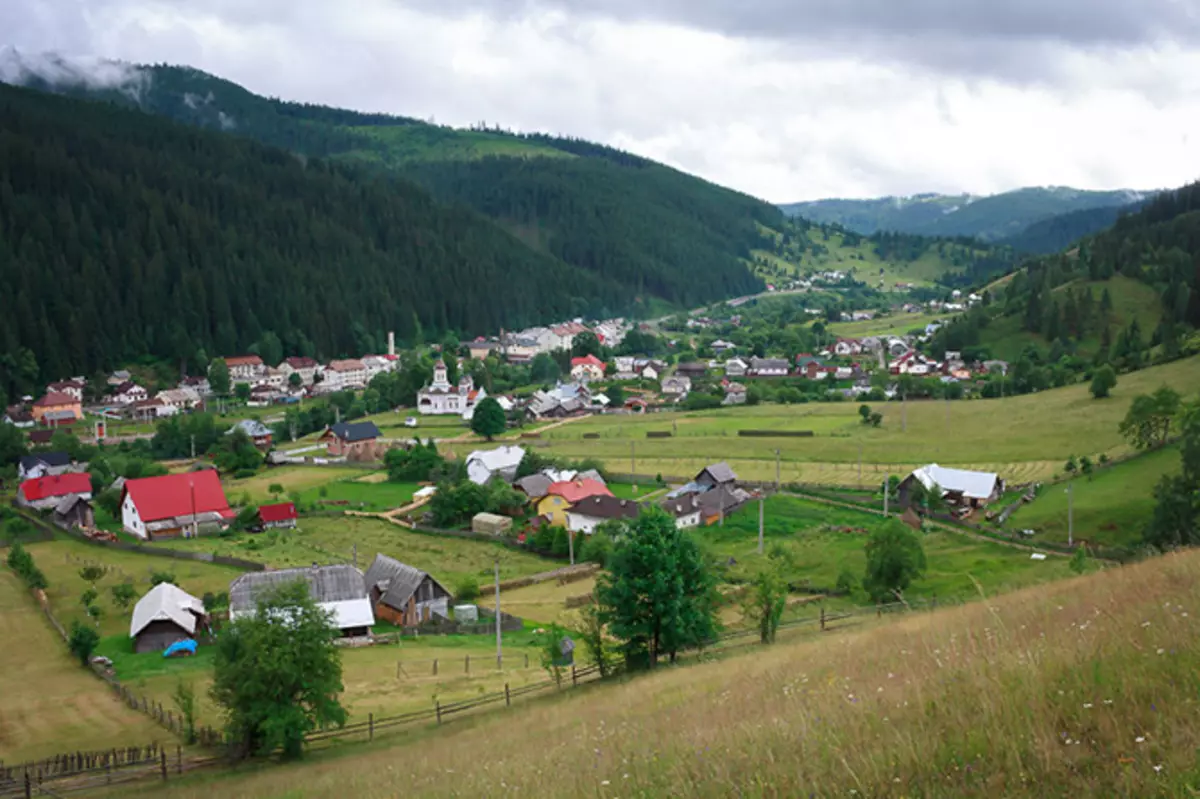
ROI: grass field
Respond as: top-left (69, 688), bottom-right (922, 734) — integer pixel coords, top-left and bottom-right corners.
top-left (827, 311), bottom-right (957, 339)
top-left (1008, 447), bottom-right (1181, 548)
top-left (26, 538), bottom-right (246, 638)
top-left (532, 355), bottom-right (1200, 486)
top-left (708, 495), bottom-right (1078, 601)
top-left (159, 517), bottom-right (558, 587)
top-left (294, 478), bottom-right (420, 512)
top-left (223, 466), bottom-right (365, 504)
top-left (111, 548), bottom-right (1200, 798)
top-left (0, 569), bottom-right (173, 762)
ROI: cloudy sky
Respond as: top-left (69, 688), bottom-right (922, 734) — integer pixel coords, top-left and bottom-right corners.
top-left (4, 0), bottom-right (1200, 202)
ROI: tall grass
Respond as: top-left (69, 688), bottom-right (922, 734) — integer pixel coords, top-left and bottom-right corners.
top-left (122, 549), bottom-right (1200, 798)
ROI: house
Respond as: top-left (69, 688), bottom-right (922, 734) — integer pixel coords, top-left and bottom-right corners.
top-left (550, 322), bottom-right (591, 351)
top-left (676, 362), bottom-right (708, 380)
top-left (320, 421), bottom-right (383, 459)
top-left (230, 419), bottom-right (274, 450)
top-left (120, 470), bottom-right (234, 540)
top-left (53, 495), bottom-right (94, 529)
top-left (834, 338), bottom-right (863, 356)
top-left (724, 358), bottom-right (748, 377)
top-left (472, 512), bottom-right (513, 535)
top-left (258, 502), bottom-right (298, 529)
top-left (128, 397), bottom-right (174, 421)
top-left (224, 355), bottom-right (266, 384)
top-left (107, 369), bottom-right (131, 386)
top-left (887, 338), bottom-right (911, 357)
top-left (156, 387), bottom-right (202, 412)
top-left (364, 554), bottom-right (451, 627)
top-left (537, 479), bottom-right (613, 527)
top-left (983, 360), bottom-right (1010, 376)
top-left (697, 485), bottom-right (751, 524)
top-left (32, 392), bottom-right (82, 423)
top-left (723, 382), bottom-right (747, 406)
top-left (180, 375), bottom-right (212, 397)
top-left (834, 366), bottom-right (853, 380)
top-left (417, 360), bottom-right (487, 416)
top-left (898, 464), bottom-right (1004, 510)
top-left (108, 381), bottom-right (148, 406)
top-left (465, 445), bottom-right (526, 486)
top-left (130, 583), bottom-right (208, 654)
top-left (4, 406), bottom-right (34, 428)
top-left (229, 565), bottom-right (375, 637)
top-left (748, 358), bottom-right (790, 377)
top-left (660, 376), bottom-right (692, 399)
top-left (361, 355), bottom-right (398, 379)
top-left (279, 356), bottom-right (320, 386)
top-left (795, 355), bottom-right (827, 380)
top-left (465, 341), bottom-right (499, 361)
top-left (696, 462), bottom-right (738, 491)
top-left (659, 494), bottom-right (702, 529)
top-left (639, 362), bottom-right (662, 381)
top-left (515, 473), bottom-right (555, 501)
top-left (46, 380), bottom-right (85, 402)
top-left (18, 451), bottom-right (72, 480)
top-left (850, 310), bottom-right (876, 322)
top-left (565, 495), bottom-right (640, 534)
top-left (525, 383), bottom-right (591, 420)
top-left (711, 340), bottom-right (737, 355)
top-left (569, 354), bottom-right (606, 383)
top-left (324, 359), bottom-right (369, 391)
top-left (16, 472), bottom-right (93, 511)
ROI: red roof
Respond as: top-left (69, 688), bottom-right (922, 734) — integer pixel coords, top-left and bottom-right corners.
top-left (19, 473), bottom-right (92, 502)
top-left (546, 479), bottom-right (613, 503)
top-left (122, 470), bottom-right (231, 523)
top-left (570, 355), bottom-right (605, 369)
top-left (258, 502), bottom-right (297, 523)
top-left (33, 392), bottom-right (78, 408)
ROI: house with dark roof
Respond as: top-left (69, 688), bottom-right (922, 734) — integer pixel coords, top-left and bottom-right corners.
top-left (18, 451), bottom-right (73, 480)
top-left (659, 494), bottom-right (702, 529)
top-left (675, 362), bottom-right (708, 379)
top-left (748, 357), bottom-right (791, 377)
top-left (17, 472), bottom-right (93, 511)
top-left (515, 473), bottom-right (555, 500)
top-left (565, 495), bottom-right (640, 534)
top-left (120, 470), bottom-right (234, 540)
top-left (363, 554), bottom-right (451, 626)
top-left (231, 419), bottom-right (274, 450)
top-left (320, 421), bottom-right (382, 460)
top-left (258, 502), bottom-right (298, 529)
top-left (130, 583), bottom-right (208, 654)
top-left (229, 564), bottom-right (374, 636)
top-left (696, 462), bottom-right (738, 490)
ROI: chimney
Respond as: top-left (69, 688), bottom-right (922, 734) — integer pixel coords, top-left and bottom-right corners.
top-left (387, 331), bottom-right (395, 357)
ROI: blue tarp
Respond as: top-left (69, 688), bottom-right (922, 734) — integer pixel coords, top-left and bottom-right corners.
top-left (162, 639), bottom-right (197, 658)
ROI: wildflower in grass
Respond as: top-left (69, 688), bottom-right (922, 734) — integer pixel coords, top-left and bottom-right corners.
top-left (1136, 736), bottom-right (1146, 743)
top-left (1154, 765), bottom-right (1163, 773)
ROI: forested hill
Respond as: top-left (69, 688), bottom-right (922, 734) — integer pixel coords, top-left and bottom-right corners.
top-left (781, 187), bottom-right (1152, 247)
top-left (0, 82), bottom-right (635, 384)
top-left (8, 60), bottom-right (768, 306)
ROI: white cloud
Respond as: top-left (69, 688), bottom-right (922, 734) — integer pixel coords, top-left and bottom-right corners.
top-left (2, 0), bottom-right (1199, 202)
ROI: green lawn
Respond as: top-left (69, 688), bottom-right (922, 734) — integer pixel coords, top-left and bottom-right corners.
top-left (1008, 447), bottom-right (1180, 548)
top-left (295, 477), bottom-right (421, 511)
top-left (223, 465), bottom-right (366, 504)
top-left (827, 311), bottom-right (957, 339)
top-left (700, 495), bottom-right (1077, 603)
top-left (159, 516), bottom-right (559, 587)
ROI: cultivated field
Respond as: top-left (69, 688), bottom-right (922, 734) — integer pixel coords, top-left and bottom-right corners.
top-left (534, 355), bottom-right (1200, 486)
top-left (159, 516), bottom-right (558, 587)
top-left (0, 570), bottom-right (172, 762)
top-left (109, 547), bottom-right (1200, 798)
top-left (1009, 447), bottom-right (1181, 548)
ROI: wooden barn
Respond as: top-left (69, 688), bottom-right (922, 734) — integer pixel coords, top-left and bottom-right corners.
top-left (363, 554), bottom-right (451, 627)
top-left (129, 583), bottom-right (208, 654)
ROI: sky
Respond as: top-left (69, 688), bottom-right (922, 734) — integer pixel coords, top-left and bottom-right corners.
top-left (3, 0), bottom-right (1200, 202)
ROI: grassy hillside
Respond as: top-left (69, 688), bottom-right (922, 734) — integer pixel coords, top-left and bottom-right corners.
top-left (784, 187), bottom-right (1151, 241)
top-left (113, 550), bottom-right (1200, 798)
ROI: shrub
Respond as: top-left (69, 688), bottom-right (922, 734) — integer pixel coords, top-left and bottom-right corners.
top-left (234, 468), bottom-right (258, 480)
top-left (455, 576), bottom-right (481, 602)
top-left (68, 621), bottom-right (100, 667)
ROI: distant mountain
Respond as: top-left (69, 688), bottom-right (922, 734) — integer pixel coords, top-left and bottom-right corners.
top-left (2, 53), bottom-right (770, 311)
top-left (996, 202), bottom-right (1145, 255)
top-left (781, 187), bottom-right (1155, 244)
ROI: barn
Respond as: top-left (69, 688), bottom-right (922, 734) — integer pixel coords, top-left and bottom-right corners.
top-left (363, 554), bottom-right (452, 627)
top-left (229, 564), bottom-right (375, 637)
top-left (129, 583), bottom-right (208, 654)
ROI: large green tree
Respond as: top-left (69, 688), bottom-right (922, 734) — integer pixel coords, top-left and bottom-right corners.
top-left (597, 507), bottom-right (719, 667)
top-left (210, 581), bottom-right (346, 759)
top-left (470, 397), bottom-right (507, 441)
top-left (862, 521), bottom-right (927, 602)
top-left (208, 358), bottom-right (231, 397)
top-left (1120, 386), bottom-right (1182, 450)
top-left (1144, 399), bottom-right (1200, 550)
top-left (1089, 365), bottom-right (1117, 399)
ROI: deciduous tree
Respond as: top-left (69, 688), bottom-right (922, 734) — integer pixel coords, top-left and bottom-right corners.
top-left (862, 520), bottom-right (927, 602)
top-left (470, 397), bottom-right (507, 441)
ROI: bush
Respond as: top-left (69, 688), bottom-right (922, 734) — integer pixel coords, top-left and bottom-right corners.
top-left (234, 468), bottom-right (258, 480)
top-left (551, 526), bottom-right (571, 558)
top-left (455, 576), bottom-right (481, 602)
top-left (68, 621), bottom-right (100, 667)
top-left (6, 542), bottom-right (48, 591)
top-left (835, 569), bottom-right (858, 596)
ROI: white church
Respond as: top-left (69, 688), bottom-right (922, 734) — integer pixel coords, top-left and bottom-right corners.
top-left (416, 360), bottom-right (487, 416)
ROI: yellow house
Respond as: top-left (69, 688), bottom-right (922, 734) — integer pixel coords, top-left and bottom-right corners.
top-left (535, 479), bottom-right (612, 527)
top-left (31, 392), bottom-right (82, 424)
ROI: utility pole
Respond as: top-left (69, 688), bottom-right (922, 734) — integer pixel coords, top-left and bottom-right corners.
top-left (568, 529), bottom-right (574, 566)
top-left (190, 435), bottom-right (195, 460)
top-left (883, 472), bottom-right (890, 518)
top-left (758, 495), bottom-right (765, 555)
top-left (1067, 482), bottom-right (1074, 548)
top-left (775, 448), bottom-right (781, 490)
top-left (902, 390), bottom-right (908, 433)
top-left (353, 542), bottom-right (358, 570)
top-left (857, 442), bottom-right (863, 489)
top-left (494, 560), bottom-right (502, 664)
top-left (630, 441), bottom-right (636, 486)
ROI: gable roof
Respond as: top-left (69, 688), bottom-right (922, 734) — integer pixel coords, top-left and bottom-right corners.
top-left (130, 583), bottom-right (205, 638)
top-left (258, 502), bottom-right (297, 523)
top-left (327, 359), bottom-right (366, 372)
top-left (546, 479), bottom-right (613, 504)
top-left (19, 472), bottom-right (92, 502)
top-left (910, 464), bottom-right (999, 500)
top-left (326, 421), bottom-right (381, 442)
top-left (54, 494), bottom-right (90, 516)
top-left (515, 474), bottom-right (554, 499)
top-left (122, 470), bottom-right (231, 523)
top-left (231, 419), bottom-right (272, 438)
top-left (750, 357), bottom-right (790, 370)
top-left (696, 462), bottom-right (737, 485)
top-left (466, 445), bottom-right (526, 473)
top-left (33, 392), bottom-right (78, 408)
top-left (283, 356), bottom-right (319, 369)
top-left (660, 493), bottom-right (702, 518)
top-left (19, 452), bottom-right (71, 471)
top-left (570, 354), bottom-right (605, 369)
top-left (363, 553), bottom-right (448, 611)
top-left (567, 494), bottom-right (640, 520)
top-left (229, 565), bottom-right (373, 629)
top-left (224, 355), bottom-right (263, 367)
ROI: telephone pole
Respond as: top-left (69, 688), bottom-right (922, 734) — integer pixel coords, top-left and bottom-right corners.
top-left (190, 435), bottom-right (196, 459)
top-left (1067, 482), bottom-right (1074, 548)
top-left (758, 495), bottom-right (765, 555)
top-left (494, 560), bottom-right (502, 664)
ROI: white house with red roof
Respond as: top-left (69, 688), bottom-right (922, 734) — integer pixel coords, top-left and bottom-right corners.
top-left (120, 470), bottom-right (234, 540)
top-left (17, 472), bottom-right (93, 511)
top-left (569, 354), bottom-right (605, 382)
top-left (257, 502), bottom-right (298, 529)
top-left (278, 356), bottom-right (320, 386)
top-left (46, 380), bottom-right (85, 402)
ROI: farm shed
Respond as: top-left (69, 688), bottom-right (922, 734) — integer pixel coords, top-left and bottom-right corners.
top-left (472, 512), bottom-right (513, 535)
top-left (129, 583), bottom-right (208, 654)
top-left (229, 564), bottom-right (375, 637)
top-left (363, 554), bottom-right (452, 626)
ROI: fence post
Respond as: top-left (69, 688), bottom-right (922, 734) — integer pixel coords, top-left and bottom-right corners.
top-left (24, 771), bottom-right (30, 799)
top-left (160, 749), bottom-right (167, 781)
top-left (571, 665), bottom-right (577, 687)
top-left (876, 603), bottom-right (882, 618)
top-left (524, 653), bottom-right (529, 668)
top-left (931, 594), bottom-right (938, 610)
top-left (368, 713), bottom-right (374, 741)
top-left (465, 655), bottom-right (470, 674)
top-left (435, 700), bottom-right (442, 725)
top-left (820, 606), bottom-right (826, 632)
top-left (177, 744), bottom-right (182, 775)
top-left (497, 654), bottom-right (502, 670)
top-left (433, 658), bottom-right (438, 676)
top-left (505, 683), bottom-right (511, 707)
